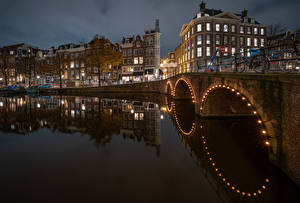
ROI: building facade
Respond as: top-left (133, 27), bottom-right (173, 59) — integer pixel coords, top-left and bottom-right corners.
top-left (121, 20), bottom-right (161, 83)
top-left (160, 52), bottom-right (177, 79)
top-left (175, 2), bottom-right (267, 73)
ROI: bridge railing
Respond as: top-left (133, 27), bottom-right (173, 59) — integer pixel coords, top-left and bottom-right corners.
top-left (192, 40), bottom-right (300, 74)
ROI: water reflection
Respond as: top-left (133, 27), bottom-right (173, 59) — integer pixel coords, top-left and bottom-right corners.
top-left (171, 99), bottom-right (300, 203)
top-left (0, 96), bottom-right (161, 154)
top-left (0, 95), bottom-right (299, 202)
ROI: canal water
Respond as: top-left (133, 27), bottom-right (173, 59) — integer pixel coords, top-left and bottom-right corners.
top-left (0, 95), bottom-right (299, 203)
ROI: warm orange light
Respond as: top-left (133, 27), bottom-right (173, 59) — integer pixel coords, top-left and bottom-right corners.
top-left (253, 193), bottom-right (257, 196)
top-left (247, 103), bottom-right (251, 107)
top-left (227, 182), bottom-right (230, 186)
top-left (236, 189), bottom-right (240, 193)
top-left (265, 141), bottom-right (270, 146)
top-left (253, 111), bottom-right (257, 114)
top-left (242, 192), bottom-right (246, 196)
top-left (258, 190), bottom-right (262, 194)
top-left (265, 179), bottom-right (270, 183)
top-left (262, 185), bottom-right (266, 189)
top-left (262, 130), bottom-right (267, 134)
top-left (242, 97), bottom-right (246, 100)
top-left (258, 120), bottom-right (262, 124)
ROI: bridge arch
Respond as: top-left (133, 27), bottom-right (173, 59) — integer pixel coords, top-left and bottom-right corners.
top-left (165, 80), bottom-right (174, 96)
top-left (200, 84), bottom-right (274, 149)
top-left (174, 78), bottom-right (196, 102)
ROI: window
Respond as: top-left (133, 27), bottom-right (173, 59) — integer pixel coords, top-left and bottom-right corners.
top-left (231, 36), bottom-right (236, 45)
top-left (10, 51), bottom-right (14, 55)
top-left (188, 31), bottom-right (190, 38)
top-left (231, 48), bottom-right (236, 56)
top-left (224, 24), bottom-right (228, 32)
top-left (185, 34), bottom-right (187, 41)
top-left (216, 24), bottom-right (220, 32)
top-left (128, 49), bottom-right (132, 56)
top-left (134, 57), bottom-right (138, 64)
top-left (192, 27), bottom-right (194, 34)
top-left (188, 52), bottom-right (190, 60)
top-left (247, 38), bottom-right (251, 46)
top-left (94, 67), bottom-right (98, 73)
top-left (70, 61), bottom-right (75, 68)
top-left (206, 47), bottom-right (211, 56)
top-left (139, 49), bottom-right (143, 55)
top-left (216, 35), bottom-right (220, 45)
top-left (123, 59), bottom-right (127, 65)
top-left (206, 23), bottom-right (211, 31)
top-left (261, 38), bottom-right (265, 47)
top-left (240, 26), bottom-right (244, 34)
top-left (192, 49), bottom-right (194, 59)
top-left (197, 47), bottom-right (202, 57)
top-left (254, 38), bottom-right (258, 47)
top-left (197, 35), bottom-right (202, 45)
top-left (240, 48), bottom-right (244, 56)
top-left (247, 27), bottom-right (251, 34)
top-left (197, 24), bottom-right (202, 32)
top-left (254, 27), bottom-right (258, 35)
top-left (139, 57), bottom-right (143, 64)
top-left (232, 25), bottom-right (236, 33)
top-left (134, 49), bottom-right (138, 56)
top-left (224, 36), bottom-right (228, 45)
top-left (206, 35), bottom-right (210, 44)
top-left (247, 49), bottom-right (251, 57)
top-left (260, 28), bottom-right (265, 35)
top-left (240, 37), bottom-right (244, 46)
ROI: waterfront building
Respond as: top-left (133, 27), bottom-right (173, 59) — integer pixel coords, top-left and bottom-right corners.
top-left (175, 2), bottom-right (267, 73)
top-left (160, 52), bottom-right (177, 79)
top-left (121, 20), bottom-right (161, 83)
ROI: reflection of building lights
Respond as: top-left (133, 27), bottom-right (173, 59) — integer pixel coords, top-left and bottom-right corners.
top-left (130, 109), bottom-right (134, 114)
top-left (61, 100), bottom-right (64, 105)
top-left (160, 115), bottom-right (164, 120)
top-left (265, 141), bottom-right (270, 146)
top-left (81, 104), bottom-right (86, 111)
top-left (0, 102), bottom-right (3, 107)
top-left (37, 103), bottom-right (41, 108)
top-left (262, 130), bottom-right (267, 134)
top-left (161, 107), bottom-right (167, 112)
top-left (258, 120), bottom-right (262, 124)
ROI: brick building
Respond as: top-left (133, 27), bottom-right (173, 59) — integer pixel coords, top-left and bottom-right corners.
top-left (175, 2), bottom-right (267, 73)
top-left (160, 52), bottom-right (177, 79)
top-left (121, 20), bottom-right (161, 83)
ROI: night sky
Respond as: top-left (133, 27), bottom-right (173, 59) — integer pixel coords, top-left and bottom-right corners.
top-left (0, 0), bottom-right (299, 56)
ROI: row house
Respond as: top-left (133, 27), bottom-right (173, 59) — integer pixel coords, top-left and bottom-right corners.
top-left (175, 2), bottom-right (267, 73)
top-left (121, 20), bottom-right (161, 83)
top-left (160, 52), bottom-right (177, 79)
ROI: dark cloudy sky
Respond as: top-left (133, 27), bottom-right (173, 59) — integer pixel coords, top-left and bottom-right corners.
top-left (0, 0), bottom-right (299, 56)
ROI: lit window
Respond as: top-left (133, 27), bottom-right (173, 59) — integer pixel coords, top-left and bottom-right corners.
top-left (254, 38), bottom-right (258, 47)
top-left (197, 35), bottom-right (202, 45)
top-left (232, 25), bottom-right (236, 33)
top-left (197, 47), bottom-right (202, 57)
top-left (247, 49), bottom-right (251, 57)
top-left (231, 48), bottom-right (236, 56)
top-left (197, 24), bottom-right (202, 32)
top-left (185, 34), bottom-right (187, 41)
top-left (139, 57), bottom-right (143, 64)
top-left (261, 38), bottom-right (265, 47)
top-left (134, 57), bottom-right (139, 64)
top-left (216, 24), bottom-right (220, 32)
top-left (188, 31), bottom-right (190, 38)
top-left (9, 51), bottom-right (14, 55)
top-left (206, 47), bottom-right (211, 56)
top-left (206, 23), bottom-right (211, 31)
top-left (70, 61), bottom-right (74, 68)
top-left (206, 35), bottom-right (210, 44)
top-left (240, 26), bottom-right (244, 34)
top-left (260, 28), bottom-right (264, 35)
top-left (247, 38), bottom-right (251, 46)
top-left (224, 24), bottom-right (228, 32)
top-left (240, 48), bottom-right (244, 56)
top-left (247, 27), bottom-right (251, 34)
top-left (254, 27), bottom-right (258, 35)
top-left (192, 27), bottom-right (194, 34)
top-left (192, 49), bottom-right (194, 59)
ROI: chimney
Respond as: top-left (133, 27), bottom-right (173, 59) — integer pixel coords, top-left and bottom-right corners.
top-left (200, 1), bottom-right (206, 12)
top-left (241, 9), bottom-right (248, 17)
top-left (155, 19), bottom-right (160, 32)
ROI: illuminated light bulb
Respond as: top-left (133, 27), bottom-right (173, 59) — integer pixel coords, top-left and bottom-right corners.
top-left (223, 85), bottom-right (225, 88)
top-left (207, 152), bottom-right (210, 155)
top-left (247, 103), bottom-right (251, 107)
top-left (219, 85), bottom-right (221, 87)
top-left (131, 109), bottom-right (134, 114)
top-left (232, 186), bottom-right (235, 190)
top-left (215, 168), bottom-right (219, 172)
top-left (265, 179), bottom-right (270, 183)
top-left (248, 193), bottom-right (251, 197)
top-left (200, 108), bottom-right (203, 110)
top-left (203, 141), bottom-right (206, 144)
top-left (242, 97), bottom-right (246, 100)
top-left (257, 190), bottom-right (262, 194)
top-left (218, 173), bottom-right (222, 177)
top-left (262, 185), bottom-right (266, 189)
top-left (262, 130), bottom-right (267, 134)
top-left (258, 120), bottom-right (262, 124)
top-left (222, 178), bottom-right (226, 182)
top-left (236, 189), bottom-right (240, 193)
top-left (205, 147), bottom-right (208, 150)
top-left (215, 85), bottom-right (218, 88)
top-left (265, 141), bottom-right (270, 146)
top-left (253, 111), bottom-right (257, 115)
top-left (227, 87), bottom-right (230, 89)
top-left (237, 92), bottom-right (240, 95)
top-left (209, 158), bottom-right (212, 161)
top-left (200, 126), bottom-right (203, 128)
top-left (37, 103), bottom-right (41, 108)
top-left (232, 89), bottom-right (235, 92)
top-left (227, 182), bottom-right (230, 186)
top-left (253, 193), bottom-right (257, 196)
top-left (160, 115), bottom-right (164, 120)
top-left (201, 136), bottom-right (204, 139)
top-left (242, 192), bottom-right (246, 196)
top-left (212, 163), bottom-right (215, 166)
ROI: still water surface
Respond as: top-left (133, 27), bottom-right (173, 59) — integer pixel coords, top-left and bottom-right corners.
top-left (0, 95), bottom-right (299, 203)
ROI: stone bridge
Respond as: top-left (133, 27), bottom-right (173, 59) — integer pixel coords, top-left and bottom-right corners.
top-left (59, 73), bottom-right (300, 186)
